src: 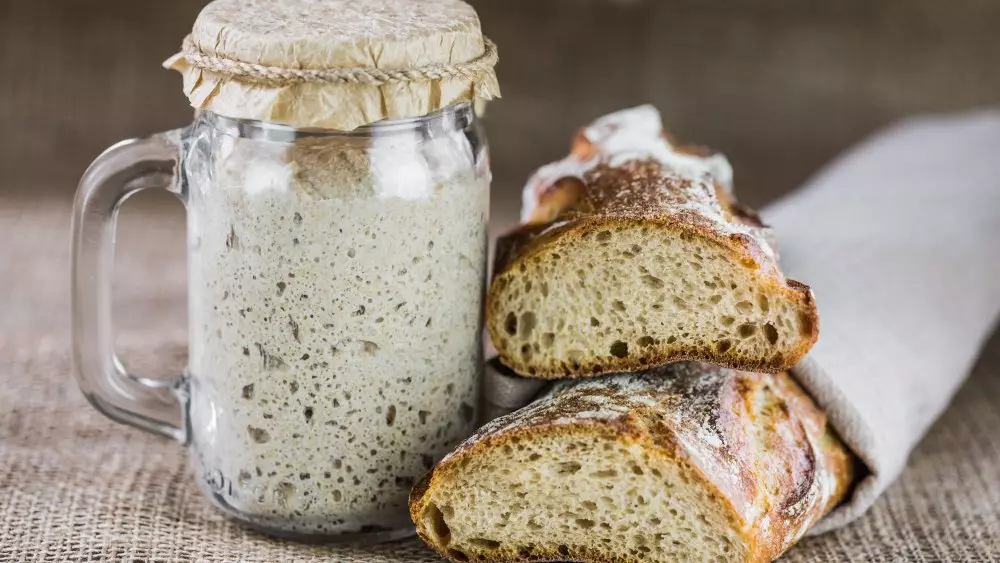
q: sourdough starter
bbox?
[185,123,488,535]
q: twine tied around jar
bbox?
[179,34,499,86]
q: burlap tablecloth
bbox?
[2,195,999,562]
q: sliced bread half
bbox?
[487,106,818,378]
[410,362,855,563]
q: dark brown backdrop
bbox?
[2,0,999,223]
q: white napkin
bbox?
[765,110,1000,533]
[483,110,1000,532]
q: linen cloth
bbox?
[769,112,1000,533]
[484,111,1000,536]
[2,111,1000,561]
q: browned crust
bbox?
[410,422,746,563]
[486,213,819,379]
[409,364,854,563]
[490,153,818,379]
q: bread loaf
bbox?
[410,362,855,563]
[486,106,818,379]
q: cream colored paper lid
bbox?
[164,0,500,130]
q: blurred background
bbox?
[3,0,1000,217]
[2,0,999,335]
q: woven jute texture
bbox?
[2,196,1000,561]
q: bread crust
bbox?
[488,108,819,379]
[488,165,819,379]
[410,363,855,563]
[488,210,819,378]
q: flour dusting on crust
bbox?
[436,363,853,559]
[517,106,776,262]
[521,106,734,223]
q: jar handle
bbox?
[71,130,189,443]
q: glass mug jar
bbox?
[71,103,489,540]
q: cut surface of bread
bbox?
[487,106,818,379]
[410,363,855,563]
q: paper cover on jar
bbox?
[164,0,500,131]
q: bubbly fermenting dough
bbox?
[185,115,489,535]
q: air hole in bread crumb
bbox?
[527,519,543,530]
[524,280,532,292]
[575,519,596,529]
[558,544,571,557]
[504,313,517,336]
[641,275,665,289]
[582,501,597,511]
[592,469,618,478]
[666,336,677,344]
[528,453,541,461]
[764,323,779,345]
[716,339,733,353]
[520,344,533,360]
[541,333,555,348]
[758,295,770,313]
[738,323,757,338]
[446,548,469,561]
[596,230,612,242]
[610,341,629,358]
[423,503,451,547]
[638,336,655,348]
[470,538,501,550]
[540,282,549,297]
[736,301,753,313]
[558,461,582,474]
[721,316,735,326]
[710,295,722,304]
[651,303,663,311]
[590,317,600,327]
[612,300,626,312]
[520,312,537,338]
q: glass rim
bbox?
[198,103,475,142]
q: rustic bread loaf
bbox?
[487,106,818,379]
[410,362,855,563]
